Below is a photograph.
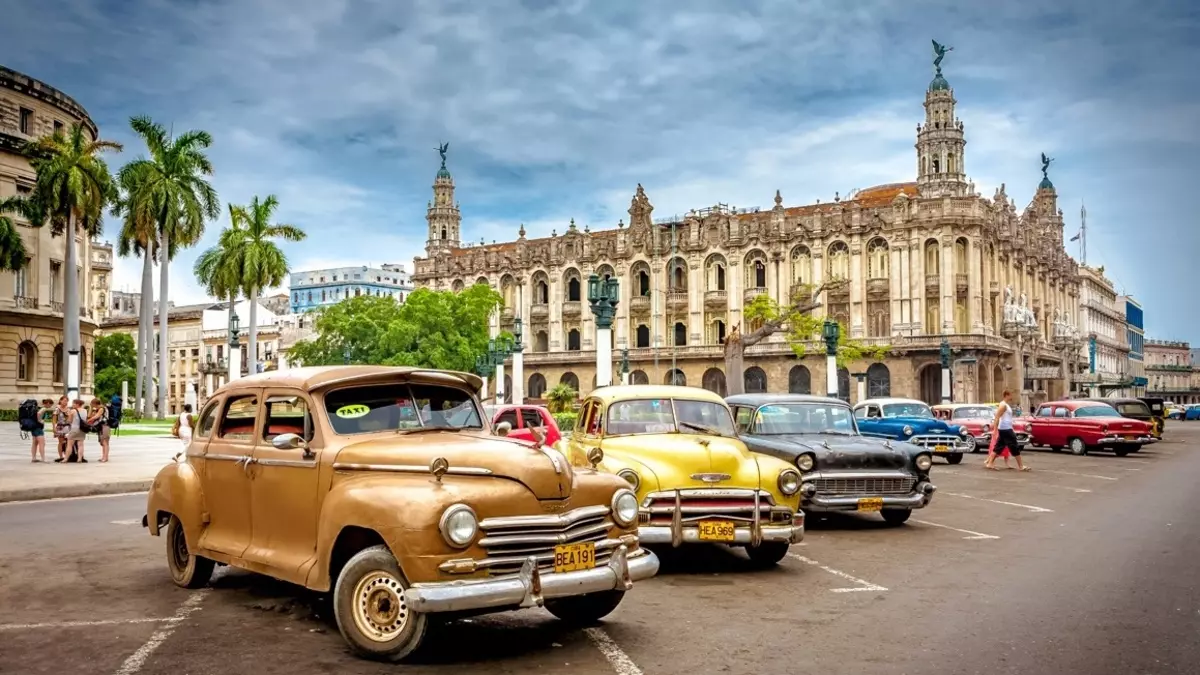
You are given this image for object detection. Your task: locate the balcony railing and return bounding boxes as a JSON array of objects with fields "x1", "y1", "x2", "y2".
[
  {"x1": 630, "y1": 296, "x2": 651, "y2": 314},
  {"x1": 955, "y1": 273, "x2": 968, "y2": 294},
  {"x1": 666, "y1": 290, "x2": 689, "y2": 313},
  {"x1": 924, "y1": 274, "x2": 940, "y2": 295},
  {"x1": 562, "y1": 301, "x2": 582, "y2": 318},
  {"x1": 530, "y1": 303, "x2": 549, "y2": 320},
  {"x1": 13, "y1": 295, "x2": 37, "y2": 309},
  {"x1": 51, "y1": 300, "x2": 64, "y2": 313},
  {"x1": 744, "y1": 287, "x2": 767, "y2": 304},
  {"x1": 704, "y1": 290, "x2": 727, "y2": 309}
]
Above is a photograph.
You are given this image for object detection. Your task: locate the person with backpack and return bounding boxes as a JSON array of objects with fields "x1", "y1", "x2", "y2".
[
  {"x1": 18, "y1": 398, "x2": 47, "y2": 462},
  {"x1": 108, "y1": 395, "x2": 123, "y2": 436},
  {"x1": 88, "y1": 398, "x2": 111, "y2": 463},
  {"x1": 66, "y1": 399, "x2": 89, "y2": 463},
  {"x1": 53, "y1": 396, "x2": 71, "y2": 463}
]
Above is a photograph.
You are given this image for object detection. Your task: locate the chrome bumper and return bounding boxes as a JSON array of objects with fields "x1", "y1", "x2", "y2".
[
  {"x1": 910, "y1": 436, "x2": 971, "y2": 454},
  {"x1": 638, "y1": 518, "x2": 805, "y2": 546},
  {"x1": 804, "y1": 481, "x2": 936, "y2": 512},
  {"x1": 404, "y1": 545, "x2": 658, "y2": 614},
  {"x1": 1096, "y1": 435, "x2": 1154, "y2": 445}
]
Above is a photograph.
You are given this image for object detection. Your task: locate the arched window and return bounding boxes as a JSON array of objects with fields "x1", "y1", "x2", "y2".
[
  {"x1": 955, "y1": 237, "x2": 969, "y2": 276},
  {"x1": 788, "y1": 365, "x2": 811, "y2": 394},
  {"x1": 867, "y1": 238, "x2": 889, "y2": 279},
  {"x1": 924, "y1": 239, "x2": 940, "y2": 275},
  {"x1": 451, "y1": 279, "x2": 465, "y2": 292},
  {"x1": 745, "y1": 250, "x2": 767, "y2": 289},
  {"x1": 528, "y1": 373, "x2": 547, "y2": 399},
  {"x1": 705, "y1": 254, "x2": 727, "y2": 291},
  {"x1": 535, "y1": 330, "x2": 549, "y2": 352},
  {"x1": 636, "y1": 324, "x2": 650, "y2": 348},
  {"x1": 702, "y1": 368, "x2": 727, "y2": 396},
  {"x1": 867, "y1": 363, "x2": 891, "y2": 397},
  {"x1": 630, "y1": 370, "x2": 649, "y2": 385},
  {"x1": 560, "y1": 372, "x2": 580, "y2": 392},
  {"x1": 440, "y1": 226, "x2": 446, "y2": 239},
  {"x1": 667, "y1": 257, "x2": 687, "y2": 291},
  {"x1": 564, "y1": 268, "x2": 582, "y2": 302},
  {"x1": 744, "y1": 366, "x2": 767, "y2": 393},
  {"x1": 17, "y1": 341, "x2": 36, "y2": 382},
  {"x1": 500, "y1": 274, "x2": 516, "y2": 308},
  {"x1": 631, "y1": 262, "x2": 652, "y2": 296},
  {"x1": 665, "y1": 368, "x2": 686, "y2": 386},
  {"x1": 596, "y1": 264, "x2": 615, "y2": 280},
  {"x1": 532, "y1": 272, "x2": 549, "y2": 304},
  {"x1": 52, "y1": 344, "x2": 64, "y2": 383},
  {"x1": 791, "y1": 246, "x2": 811, "y2": 287},
  {"x1": 476, "y1": 276, "x2": 489, "y2": 287},
  {"x1": 710, "y1": 319, "x2": 726, "y2": 345},
  {"x1": 672, "y1": 322, "x2": 687, "y2": 347},
  {"x1": 827, "y1": 242, "x2": 850, "y2": 279},
  {"x1": 567, "y1": 329, "x2": 581, "y2": 351}
]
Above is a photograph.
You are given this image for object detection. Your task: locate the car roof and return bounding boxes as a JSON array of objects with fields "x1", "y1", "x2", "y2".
[
  {"x1": 853, "y1": 397, "x2": 926, "y2": 408},
  {"x1": 215, "y1": 365, "x2": 483, "y2": 395},
  {"x1": 1077, "y1": 397, "x2": 1143, "y2": 405},
  {"x1": 932, "y1": 403, "x2": 993, "y2": 409},
  {"x1": 586, "y1": 385, "x2": 726, "y2": 405},
  {"x1": 725, "y1": 393, "x2": 848, "y2": 407},
  {"x1": 1041, "y1": 400, "x2": 1115, "y2": 410}
]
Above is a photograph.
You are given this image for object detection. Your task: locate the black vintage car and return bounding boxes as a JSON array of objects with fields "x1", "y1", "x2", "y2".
[
  {"x1": 726, "y1": 394, "x2": 937, "y2": 526},
  {"x1": 1078, "y1": 397, "x2": 1164, "y2": 440}
]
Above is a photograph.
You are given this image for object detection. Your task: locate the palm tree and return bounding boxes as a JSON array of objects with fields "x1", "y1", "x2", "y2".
[
  {"x1": 233, "y1": 195, "x2": 305, "y2": 373},
  {"x1": 113, "y1": 164, "x2": 161, "y2": 416},
  {"x1": 194, "y1": 205, "x2": 248, "y2": 378},
  {"x1": 122, "y1": 116, "x2": 219, "y2": 418},
  {"x1": 23, "y1": 124, "x2": 120, "y2": 398},
  {"x1": 0, "y1": 197, "x2": 32, "y2": 272}
]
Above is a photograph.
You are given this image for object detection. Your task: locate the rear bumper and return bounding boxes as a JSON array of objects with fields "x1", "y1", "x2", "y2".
[
  {"x1": 404, "y1": 545, "x2": 658, "y2": 614},
  {"x1": 804, "y1": 481, "x2": 936, "y2": 512},
  {"x1": 1096, "y1": 435, "x2": 1155, "y2": 445}
]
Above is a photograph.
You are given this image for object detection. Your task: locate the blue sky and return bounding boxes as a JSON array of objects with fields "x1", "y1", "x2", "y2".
[{"x1": 2, "y1": 0, "x2": 1197, "y2": 339}]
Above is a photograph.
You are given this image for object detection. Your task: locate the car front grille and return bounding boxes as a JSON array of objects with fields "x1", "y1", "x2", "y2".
[
  {"x1": 811, "y1": 476, "x2": 916, "y2": 496},
  {"x1": 640, "y1": 489, "x2": 783, "y2": 527},
  {"x1": 477, "y1": 505, "x2": 619, "y2": 575},
  {"x1": 910, "y1": 434, "x2": 964, "y2": 449}
]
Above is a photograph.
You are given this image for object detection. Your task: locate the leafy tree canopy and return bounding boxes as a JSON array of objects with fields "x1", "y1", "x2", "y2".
[
  {"x1": 95, "y1": 365, "x2": 136, "y2": 402},
  {"x1": 95, "y1": 333, "x2": 137, "y2": 372},
  {"x1": 743, "y1": 284, "x2": 889, "y2": 369},
  {"x1": 288, "y1": 283, "x2": 503, "y2": 372}
]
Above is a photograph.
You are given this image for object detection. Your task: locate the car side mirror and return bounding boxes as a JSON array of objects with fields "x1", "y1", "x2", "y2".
[
  {"x1": 273, "y1": 432, "x2": 314, "y2": 460},
  {"x1": 495, "y1": 421, "x2": 512, "y2": 436}
]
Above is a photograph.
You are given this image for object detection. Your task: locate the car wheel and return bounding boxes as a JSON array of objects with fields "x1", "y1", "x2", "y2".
[
  {"x1": 965, "y1": 436, "x2": 979, "y2": 453},
  {"x1": 545, "y1": 590, "x2": 626, "y2": 624},
  {"x1": 1114, "y1": 444, "x2": 1135, "y2": 457},
  {"x1": 744, "y1": 542, "x2": 791, "y2": 567},
  {"x1": 1068, "y1": 437, "x2": 1087, "y2": 455},
  {"x1": 333, "y1": 545, "x2": 428, "y2": 662},
  {"x1": 165, "y1": 515, "x2": 214, "y2": 589},
  {"x1": 946, "y1": 453, "x2": 964, "y2": 465},
  {"x1": 881, "y1": 509, "x2": 912, "y2": 526}
]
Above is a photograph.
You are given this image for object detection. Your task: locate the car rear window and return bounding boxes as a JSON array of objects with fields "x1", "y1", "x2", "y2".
[
  {"x1": 1114, "y1": 402, "x2": 1151, "y2": 416},
  {"x1": 1073, "y1": 405, "x2": 1116, "y2": 418}
]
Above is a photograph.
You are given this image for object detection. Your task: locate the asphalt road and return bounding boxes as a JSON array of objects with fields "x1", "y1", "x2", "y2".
[{"x1": 1, "y1": 427, "x2": 1198, "y2": 675}]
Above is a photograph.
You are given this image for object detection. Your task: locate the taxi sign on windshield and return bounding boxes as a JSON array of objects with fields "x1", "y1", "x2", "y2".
[{"x1": 335, "y1": 404, "x2": 370, "y2": 419}]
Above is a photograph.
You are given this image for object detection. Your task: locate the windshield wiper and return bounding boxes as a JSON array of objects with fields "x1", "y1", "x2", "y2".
[
  {"x1": 815, "y1": 430, "x2": 855, "y2": 436},
  {"x1": 680, "y1": 421, "x2": 722, "y2": 436},
  {"x1": 395, "y1": 426, "x2": 466, "y2": 435}
]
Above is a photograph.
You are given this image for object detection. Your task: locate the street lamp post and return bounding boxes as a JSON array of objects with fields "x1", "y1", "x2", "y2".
[
  {"x1": 940, "y1": 337, "x2": 952, "y2": 404},
  {"x1": 620, "y1": 347, "x2": 630, "y2": 385},
  {"x1": 228, "y1": 310, "x2": 242, "y2": 382},
  {"x1": 511, "y1": 317, "x2": 525, "y2": 404},
  {"x1": 588, "y1": 274, "x2": 620, "y2": 388},
  {"x1": 822, "y1": 320, "x2": 840, "y2": 398},
  {"x1": 489, "y1": 336, "x2": 506, "y2": 403},
  {"x1": 475, "y1": 354, "x2": 494, "y2": 401}
]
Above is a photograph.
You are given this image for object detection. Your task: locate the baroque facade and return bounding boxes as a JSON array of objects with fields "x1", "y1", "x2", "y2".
[
  {"x1": 412, "y1": 56, "x2": 1082, "y2": 406},
  {"x1": 0, "y1": 66, "x2": 105, "y2": 409}
]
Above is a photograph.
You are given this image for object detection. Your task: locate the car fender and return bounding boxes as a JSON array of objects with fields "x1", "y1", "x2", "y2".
[{"x1": 145, "y1": 461, "x2": 206, "y2": 548}]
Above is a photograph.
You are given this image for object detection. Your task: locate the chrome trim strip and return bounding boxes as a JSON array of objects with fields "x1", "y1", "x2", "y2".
[
  {"x1": 641, "y1": 488, "x2": 772, "y2": 503},
  {"x1": 332, "y1": 462, "x2": 493, "y2": 476},
  {"x1": 644, "y1": 504, "x2": 773, "y2": 515},
  {"x1": 478, "y1": 521, "x2": 612, "y2": 547},
  {"x1": 254, "y1": 458, "x2": 318, "y2": 468},
  {"x1": 479, "y1": 505, "x2": 610, "y2": 531},
  {"x1": 205, "y1": 453, "x2": 249, "y2": 462}
]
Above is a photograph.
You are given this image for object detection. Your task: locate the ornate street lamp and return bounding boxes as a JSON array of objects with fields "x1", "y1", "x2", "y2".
[
  {"x1": 510, "y1": 316, "x2": 526, "y2": 403},
  {"x1": 822, "y1": 320, "x2": 839, "y2": 398},
  {"x1": 228, "y1": 309, "x2": 242, "y2": 381},
  {"x1": 620, "y1": 347, "x2": 631, "y2": 385},
  {"x1": 588, "y1": 273, "x2": 620, "y2": 388}
]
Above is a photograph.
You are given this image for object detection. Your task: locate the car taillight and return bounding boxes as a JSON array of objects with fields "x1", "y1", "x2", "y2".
[{"x1": 1101, "y1": 423, "x2": 1108, "y2": 433}]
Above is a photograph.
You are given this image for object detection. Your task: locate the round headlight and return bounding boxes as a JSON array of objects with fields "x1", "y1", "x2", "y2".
[
  {"x1": 983, "y1": 423, "x2": 991, "y2": 433},
  {"x1": 778, "y1": 469, "x2": 802, "y2": 496},
  {"x1": 960, "y1": 427, "x2": 971, "y2": 438},
  {"x1": 439, "y1": 504, "x2": 478, "y2": 548},
  {"x1": 795, "y1": 453, "x2": 816, "y2": 472},
  {"x1": 612, "y1": 489, "x2": 639, "y2": 526},
  {"x1": 915, "y1": 454, "x2": 933, "y2": 471},
  {"x1": 903, "y1": 425, "x2": 914, "y2": 436},
  {"x1": 616, "y1": 468, "x2": 641, "y2": 491}
]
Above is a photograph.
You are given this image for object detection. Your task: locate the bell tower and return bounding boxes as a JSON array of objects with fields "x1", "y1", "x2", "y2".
[
  {"x1": 426, "y1": 142, "x2": 461, "y2": 255},
  {"x1": 915, "y1": 41, "x2": 969, "y2": 198}
]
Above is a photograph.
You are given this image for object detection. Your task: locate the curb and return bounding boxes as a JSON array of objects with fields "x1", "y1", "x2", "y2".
[{"x1": 0, "y1": 480, "x2": 153, "y2": 504}]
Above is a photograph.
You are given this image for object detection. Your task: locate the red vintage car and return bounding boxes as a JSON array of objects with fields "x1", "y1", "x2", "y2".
[
  {"x1": 933, "y1": 404, "x2": 1032, "y2": 452},
  {"x1": 483, "y1": 403, "x2": 563, "y2": 447},
  {"x1": 1027, "y1": 400, "x2": 1155, "y2": 456}
]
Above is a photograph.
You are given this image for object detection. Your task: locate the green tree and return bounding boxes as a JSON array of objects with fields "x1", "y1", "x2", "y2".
[
  {"x1": 194, "y1": 206, "x2": 250, "y2": 371},
  {"x1": 545, "y1": 383, "x2": 578, "y2": 413},
  {"x1": 725, "y1": 280, "x2": 889, "y2": 395},
  {"x1": 95, "y1": 333, "x2": 136, "y2": 371},
  {"x1": 0, "y1": 196, "x2": 35, "y2": 272},
  {"x1": 289, "y1": 283, "x2": 503, "y2": 371},
  {"x1": 122, "y1": 116, "x2": 219, "y2": 418},
  {"x1": 113, "y1": 164, "x2": 161, "y2": 416},
  {"x1": 230, "y1": 195, "x2": 305, "y2": 373},
  {"x1": 94, "y1": 365, "x2": 136, "y2": 402},
  {"x1": 23, "y1": 124, "x2": 121, "y2": 397}
]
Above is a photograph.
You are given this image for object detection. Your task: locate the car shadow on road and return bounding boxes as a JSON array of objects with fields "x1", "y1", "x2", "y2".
[
  {"x1": 644, "y1": 543, "x2": 788, "y2": 579},
  {"x1": 804, "y1": 512, "x2": 898, "y2": 532}
]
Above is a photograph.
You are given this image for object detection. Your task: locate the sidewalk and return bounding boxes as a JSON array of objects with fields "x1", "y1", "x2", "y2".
[{"x1": 0, "y1": 421, "x2": 181, "y2": 502}]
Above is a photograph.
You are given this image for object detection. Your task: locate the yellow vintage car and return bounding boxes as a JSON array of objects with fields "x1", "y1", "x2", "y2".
[{"x1": 565, "y1": 385, "x2": 804, "y2": 566}]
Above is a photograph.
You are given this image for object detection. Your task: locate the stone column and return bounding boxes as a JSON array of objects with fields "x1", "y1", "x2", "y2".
[
  {"x1": 911, "y1": 240, "x2": 924, "y2": 334},
  {"x1": 941, "y1": 237, "x2": 954, "y2": 333},
  {"x1": 495, "y1": 362, "x2": 505, "y2": 402},
  {"x1": 206, "y1": 372, "x2": 214, "y2": 398},
  {"x1": 850, "y1": 242, "x2": 864, "y2": 337},
  {"x1": 826, "y1": 353, "x2": 838, "y2": 398},
  {"x1": 228, "y1": 347, "x2": 242, "y2": 383},
  {"x1": 890, "y1": 244, "x2": 903, "y2": 334},
  {"x1": 596, "y1": 328, "x2": 612, "y2": 387},
  {"x1": 511, "y1": 350, "x2": 524, "y2": 404},
  {"x1": 969, "y1": 238, "x2": 983, "y2": 331},
  {"x1": 690, "y1": 258, "x2": 703, "y2": 345}
]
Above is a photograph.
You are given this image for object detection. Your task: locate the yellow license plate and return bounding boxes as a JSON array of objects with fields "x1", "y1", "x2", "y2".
[
  {"x1": 934, "y1": 444, "x2": 949, "y2": 453},
  {"x1": 553, "y1": 542, "x2": 596, "y2": 574},
  {"x1": 697, "y1": 520, "x2": 736, "y2": 542},
  {"x1": 857, "y1": 497, "x2": 884, "y2": 512}
]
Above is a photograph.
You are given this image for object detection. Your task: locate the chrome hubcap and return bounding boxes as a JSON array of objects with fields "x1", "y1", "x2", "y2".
[{"x1": 352, "y1": 571, "x2": 408, "y2": 643}]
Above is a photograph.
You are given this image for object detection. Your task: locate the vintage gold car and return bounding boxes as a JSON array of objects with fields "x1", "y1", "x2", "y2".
[
  {"x1": 142, "y1": 366, "x2": 658, "y2": 662},
  {"x1": 565, "y1": 385, "x2": 805, "y2": 566}
]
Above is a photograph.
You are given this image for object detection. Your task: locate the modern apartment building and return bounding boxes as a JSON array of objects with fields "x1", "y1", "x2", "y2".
[
  {"x1": 289, "y1": 263, "x2": 413, "y2": 313},
  {"x1": 1121, "y1": 295, "x2": 1146, "y2": 395}
]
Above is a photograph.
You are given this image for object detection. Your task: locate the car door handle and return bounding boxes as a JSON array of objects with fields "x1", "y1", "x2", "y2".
[{"x1": 236, "y1": 455, "x2": 257, "y2": 476}]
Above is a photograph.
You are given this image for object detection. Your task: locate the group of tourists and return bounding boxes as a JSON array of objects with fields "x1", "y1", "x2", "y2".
[{"x1": 20, "y1": 395, "x2": 119, "y2": 464}]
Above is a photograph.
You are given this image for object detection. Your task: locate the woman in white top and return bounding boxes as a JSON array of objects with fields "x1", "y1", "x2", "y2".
[
  {"x1": 986, "y1": 390, "x2": 1029, "y2": 471},
  {"x1": 175, "y1": 404, "x2": 194, "y2": 447}
]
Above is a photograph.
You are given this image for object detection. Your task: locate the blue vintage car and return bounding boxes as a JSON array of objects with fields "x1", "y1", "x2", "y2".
[{"x1": 852, "y1": 397, "x2": 971, "y2": 464}]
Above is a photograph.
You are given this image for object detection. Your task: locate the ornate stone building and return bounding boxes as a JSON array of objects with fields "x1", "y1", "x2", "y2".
[
  {"x1": 412, "y1": 56, "x2": 1082, "y2": 406},
  {"x1": 0, "y1": 66, "x2": 106, "y2": 409}
]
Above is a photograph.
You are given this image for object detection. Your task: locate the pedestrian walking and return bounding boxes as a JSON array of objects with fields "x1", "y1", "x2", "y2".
[
  {"x1": 66, "y1": 399, "x2": 89, "y2": 463},
  {"x1": 173, "y1": 404, "x2": 194, "y2": 448},
  {"x1": 986, "y1": 390, "x2": 1028, "y2": 471},
  {"x1": 52, "y1": 396, "x2": 71, "y2": 462},
  {"x1": 88, "y1": 398, "x2": 112, "y2": 463}
]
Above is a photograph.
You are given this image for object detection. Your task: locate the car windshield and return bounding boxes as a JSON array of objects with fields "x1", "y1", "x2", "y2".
[
  {"x1": 606, "y1": 398, "x2": 736, "y2": 437},
  {"x1": 952, "y1": 406, "x2": 994, "y2": 420},
  {"x1": 881, "y1": 402, "x2": 934, "y2": 418},
  {"x1": 1073, "y1": 405, "x2": 1117, "y2": 418},
  {"x1": 324, "y1": 382, "x2": 484, "y2": 435},
  {"x1": 1114, "y1": 402, "x2": 1151, "y2": 416},
  {"x1": 751, "y1": 403, "x2": 858, "y2": 435}
]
